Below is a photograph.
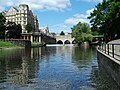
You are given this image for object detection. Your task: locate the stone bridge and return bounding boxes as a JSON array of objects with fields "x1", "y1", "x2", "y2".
[
  {"x1": 21, "y1": 33, "x2": 56, "y2": 44},
  {"x1": 55, "y1": 34, "x2": 75, "y2": 44},
  {"x1": 21, "y1": 32, "x2": 75, "y2": 45}
]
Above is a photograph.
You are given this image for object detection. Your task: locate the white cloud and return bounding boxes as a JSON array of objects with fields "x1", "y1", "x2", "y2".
[
  {"x1": 64, "y1": 8, "x2": 94, "y2": 25},
  {"x1": 0, "y1": 0, "x2": 71, "y2": 11},
  {"x1": 0, "y1": 6, "x2": 4, "y2": 12},
  {"x1": 62, "y1": 25, "x2": 68, "y2": 28},
  {"x1": 86, "y1": 8, "x2": 94, "y2": 15},
  {"x1": 77, "y1": 0, "x2": 103, "y2": 3},
  {"x1": 50, "y1": 23, "x2": 70, "y2": 33}
]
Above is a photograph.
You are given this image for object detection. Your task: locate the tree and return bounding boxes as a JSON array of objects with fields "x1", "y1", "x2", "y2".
[
  {"x1": 6, "y1": 21, "x2": 22, "y2": 39},
  {"x1": 88, "y1": 0, "x2": 120, "y2": 41},
  {"x1": 25, "y1": 23, "x2": 33, "y2": 33},
  {"x1": 0, "y1": 13, "x2": 6, "y2": 39},
  {"x1": 16, "y1": 24, "x2": 22, "y2": 38},
  {"x1": 60, "y1": 31, "x2": 65, "y2": 35},
  {"x1": 71, "y1": 22, "x2": 93, "y2": 44}
]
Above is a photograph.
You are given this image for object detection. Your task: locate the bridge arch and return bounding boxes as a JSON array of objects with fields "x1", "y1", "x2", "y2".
[
  {"x1": 72, "y1": 40, "x2": 76, "y2": 44},
  {"x1": 57, "y1": 40, "x2": 63, "y2": 44},
  {"x1": 55, "y1": 34, "x2": 75, "y2": 45},
  {"x1": 64, "y1": 40, "x2": 70, "y2": 44}
]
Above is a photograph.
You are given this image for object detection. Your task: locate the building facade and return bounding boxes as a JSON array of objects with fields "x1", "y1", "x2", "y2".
[
  {"x1": 40, "y1": 24, "x2": 49, "y2": 35},
  {"x1": 2, "y1": 4, "x2": 39, "y2": 33}
]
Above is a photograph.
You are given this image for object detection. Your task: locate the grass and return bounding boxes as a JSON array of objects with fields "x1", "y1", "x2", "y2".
[
  {"x1": 0, "y1": 41, "x2": 16, "y2": 48},
  {"x1": 31, "y1": 42, "x2": 42, "y2": 47}
]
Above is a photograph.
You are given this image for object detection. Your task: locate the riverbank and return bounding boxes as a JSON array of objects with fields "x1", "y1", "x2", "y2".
[
  {"x1": 0, "y1": 41, "x2": 45, "y2": 49},
  {"x1": 31, "y1": 42, "x2": 45, "y2": 47},
  {"x1": 0, "y1": 41, "x2": 17, "y2": 48}
]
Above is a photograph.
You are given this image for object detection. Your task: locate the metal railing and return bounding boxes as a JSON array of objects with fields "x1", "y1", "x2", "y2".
[{"x1": 98, "y1": 43, "x2": 120, "y2": 60}]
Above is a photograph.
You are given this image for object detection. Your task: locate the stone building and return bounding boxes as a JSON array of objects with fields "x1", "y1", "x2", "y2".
[
  {"x1": 2, "y1": 4, "x2": 39, "y2": 33},
  {"x1": 40, "y1": 24, "x2": 49, "y2": 35}
]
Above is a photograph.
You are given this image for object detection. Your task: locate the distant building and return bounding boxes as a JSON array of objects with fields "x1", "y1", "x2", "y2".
[
  {"x1": 2, "y1": 4, "x2": 39, "y2": 33},
  {"x1": 40, "y1": 24, "x2": 49, "y2": 35}
]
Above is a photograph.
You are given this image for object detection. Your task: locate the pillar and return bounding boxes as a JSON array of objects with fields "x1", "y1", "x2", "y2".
[
  {"x1": 39, "y1": 36, "x2": 41, "y2": 43},
  {"x1": 23, "y1": 36, "x2": 25, "y2": 40},
  {"x1": 31, "y1": 36, "x2": 33, "y2": 42},
  {"x1": 27, "y1": 36, "x2": 29, "y2": 40}
]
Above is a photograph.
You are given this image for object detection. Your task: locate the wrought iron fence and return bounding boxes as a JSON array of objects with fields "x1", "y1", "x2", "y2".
[{"x1": 98, "y1": 43, "x2": 120, "y2": 60}]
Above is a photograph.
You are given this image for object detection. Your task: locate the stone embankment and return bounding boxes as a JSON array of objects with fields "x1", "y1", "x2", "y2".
[{"x1": 97, "y1": 39, "x2": 120, "y2": 87}]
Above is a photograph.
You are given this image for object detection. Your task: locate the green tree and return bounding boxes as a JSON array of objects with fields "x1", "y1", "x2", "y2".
[
  {"x1": 25, "y1": 23, "x2": 33, "y2": 33},
  {"x1": 16, "y1": 24, "x2": 22, "y2": 38},
  {"x1": 0, "y1": 13, "x2": 6, "y2": 39},
  {"x1": 71, "y1": 22, "x2": 93, "y2": 44},
  {"x1": 88, "y1": 0, "x2": 120, "y2": 41},
  {"x1": 60, "y1": 31, "x2": 65, "y2": 35},
  {"x1": 6, "y1": 21, "x2": 22, "y2": 39}
]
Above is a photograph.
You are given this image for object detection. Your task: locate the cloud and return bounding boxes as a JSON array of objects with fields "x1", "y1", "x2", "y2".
[
  {"x1": 0, "y1": 7, "x2": 3, "y2": 12},
  {"x1": 62, "y1": 25, "x2": 68, "y2": 28},
  {"x1": 0, "y1": 0, "x2": 71, "y2": 11},
  {"x1": 50, "y1": 23, "x2": 70, "y2": 33},
  {"x1": 64, "y1": 8, "x2": 94, "y2": 25},
  {"x1": 77, "y1": 0, "x2": 103, "y2": 3}
]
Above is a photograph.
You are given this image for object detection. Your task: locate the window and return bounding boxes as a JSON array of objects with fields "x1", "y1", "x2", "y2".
[{"x1": 24, "y1": 17, "x2": 26, "y2": 20}]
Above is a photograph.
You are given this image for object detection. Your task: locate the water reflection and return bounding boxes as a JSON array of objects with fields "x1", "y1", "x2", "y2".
[
  {"x1": 72, "y1": 47, "x2": 96, "y2": 69},
  {"x1": 0, "y1": 48, "x2": 41, "y2": 86},
  {"x1": 90, "y1": 60, "x2": 120, "y2": 89},
  {"x1": 0, "y1": 46, "x2": 119, "y2": 90}
]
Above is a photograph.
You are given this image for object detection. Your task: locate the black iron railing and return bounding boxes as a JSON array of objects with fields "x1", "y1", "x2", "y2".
[{"x1": 98, "y1": 43, "x2": 120, "y2": 60}]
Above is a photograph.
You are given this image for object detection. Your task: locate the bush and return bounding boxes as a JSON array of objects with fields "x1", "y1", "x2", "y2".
[{"x1": 0, "y1": 41, "x2": 16, "y2": 47}]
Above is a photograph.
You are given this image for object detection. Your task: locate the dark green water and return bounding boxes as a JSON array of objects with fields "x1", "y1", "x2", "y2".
[{"x1": 0, "y1": 46, "x2": 119, "y2": 90}]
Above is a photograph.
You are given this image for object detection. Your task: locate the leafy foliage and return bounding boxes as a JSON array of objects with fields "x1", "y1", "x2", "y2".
[
  {"x1": 60, "y1": 31, "x2": 65, "y2": 35},
  {"x1": 25, "y1": 23, "x2": 33, "y2": 33},
  {"x1": 88, "y1": 0, "x2": 120, "y2": 41},
  {"x1": 6, "y1": 21, "x2": 22, "y2": 39},
  {"x1": 0, "y1": 41, "x2": 16, "y2": 47},
  {"x1": 0, "y1": 13, "x2": 6, "y2": 39},
  {"x1": 71, "y1": 22, "x2": 93, "y2": 43}
]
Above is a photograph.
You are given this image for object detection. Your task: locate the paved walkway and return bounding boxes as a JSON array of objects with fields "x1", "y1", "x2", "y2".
[
  {"x1": 108, "y1": 39, "x2": 120, "y2": 53},
  {"x1": 108, "y1": 39, "x2": 120, "y2": 44}
]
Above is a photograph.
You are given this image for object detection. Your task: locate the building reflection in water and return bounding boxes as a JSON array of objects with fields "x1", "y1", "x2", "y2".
[
  {"x1": 39, "y1": 47, "x2": 56, "y2": 68},
  {"x1": 0, "y1": 47, "x2": 41, "y2": 85}
]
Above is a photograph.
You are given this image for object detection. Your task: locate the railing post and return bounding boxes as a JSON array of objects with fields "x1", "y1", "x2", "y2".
[
  {"x1": 112, "y1": 44, "x2": 114, "y2": 58},
  {"x1": 101, "y1": 43, "x2": 103, "y2": 51},
  {"x1": 107, "y1": 44, "x2": 109, "y2": 55},
  {"x1": 105, "y1": 44, "x2": 106, "y2": 53}
]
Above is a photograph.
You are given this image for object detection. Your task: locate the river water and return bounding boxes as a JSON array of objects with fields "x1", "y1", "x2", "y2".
[{"x1": 0, "y1": 45, "x2": 119, "y2": 90}]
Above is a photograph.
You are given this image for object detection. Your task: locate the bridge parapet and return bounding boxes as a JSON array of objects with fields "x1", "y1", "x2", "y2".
[{"x1": 55, "y1": 34, "x2": 75, "y2": 44}]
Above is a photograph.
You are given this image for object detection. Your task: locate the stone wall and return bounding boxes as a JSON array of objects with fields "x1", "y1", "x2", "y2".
[
  {"x1": 41, "y1": 35, "x2": 56, "y2": 44},
  {"x1": 97, "y1": 48, "x2": 120, "y2": 87},
  {"x1": 6, "y1": 39, "x2": 31, "y2": 48}
]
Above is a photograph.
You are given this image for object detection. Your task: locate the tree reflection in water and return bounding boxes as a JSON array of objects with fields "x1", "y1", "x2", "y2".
[
  {"x1": 0, "y1": 48, "x2": 41, "y2": 85},
  {"x1": 0, "y1": 46, "x2": 119, "y2": 90}
]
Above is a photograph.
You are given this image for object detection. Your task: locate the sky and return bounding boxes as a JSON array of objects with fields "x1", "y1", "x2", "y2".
[{"x1": 0, "y1": 0, "x2": 103, "y2": 33}]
